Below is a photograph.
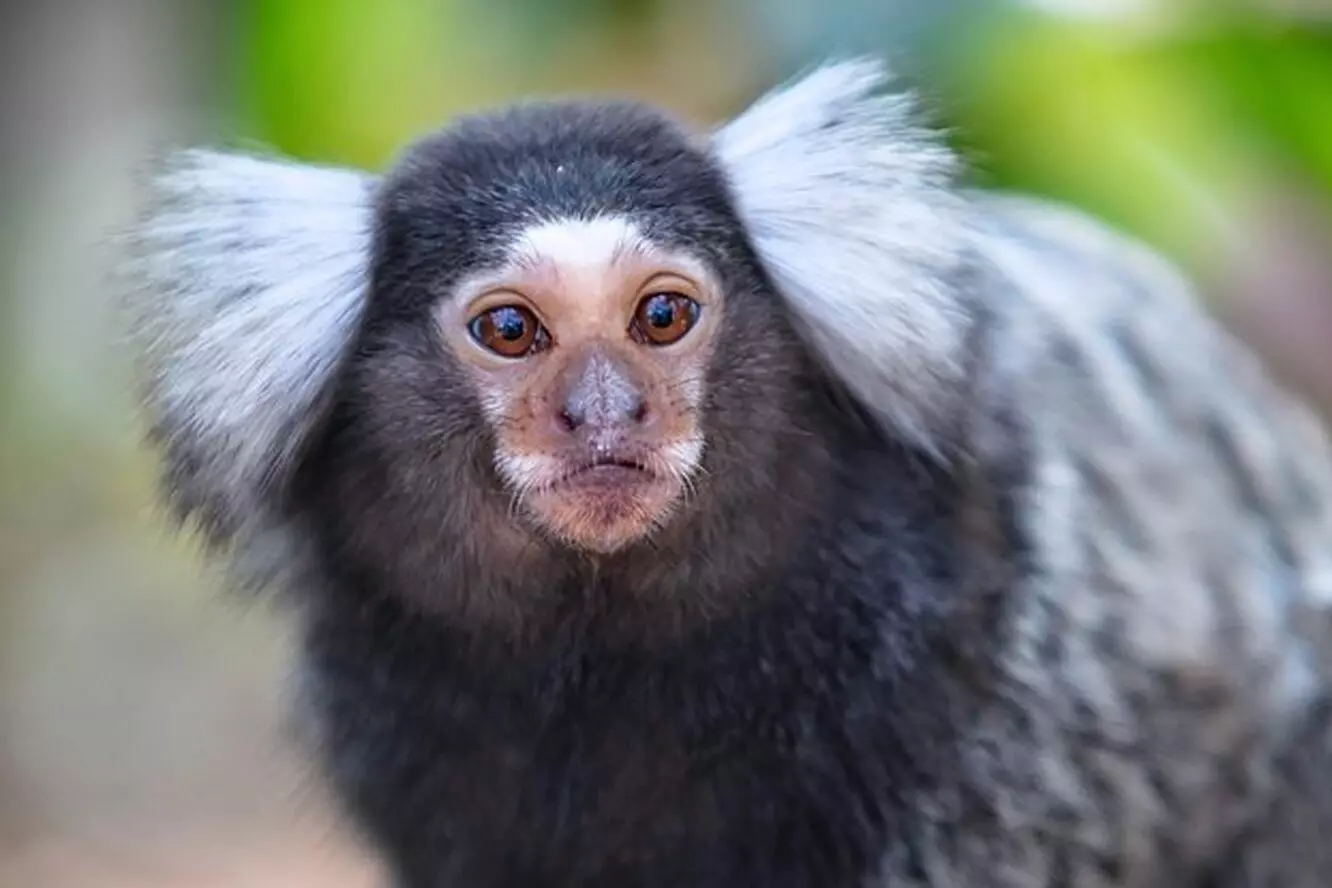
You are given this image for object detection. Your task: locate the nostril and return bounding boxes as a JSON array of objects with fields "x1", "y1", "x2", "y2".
[
  {"x1": 630, "y1": 400, "x2": 648, "y2": 424},
  {"x1": 558, "y1": 407, "x2": 580, "y2": 432}
]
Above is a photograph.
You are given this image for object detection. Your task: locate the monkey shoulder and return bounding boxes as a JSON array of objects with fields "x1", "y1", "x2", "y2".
[{"x1": 902, "y1": 194, "x2": 1332, "y2": 883}]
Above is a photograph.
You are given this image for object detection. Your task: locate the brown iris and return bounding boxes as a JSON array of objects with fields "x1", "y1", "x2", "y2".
[
  {"x1": 632, "y1": 292, "x2": 699, "y2": 346},
  {"x1": 469, "y1": 305, "x2": 544, "y2": 358}
]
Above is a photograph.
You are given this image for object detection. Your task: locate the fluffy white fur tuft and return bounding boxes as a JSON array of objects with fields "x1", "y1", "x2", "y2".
[
  {"x1": 121, "y1": 148, "x2": 376, "y2": 542},
  {"x1": 712, "y1": 59, "x2": 975, "y2": 454}
]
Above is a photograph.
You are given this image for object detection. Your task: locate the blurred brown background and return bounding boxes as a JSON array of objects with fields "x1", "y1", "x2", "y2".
[{"x1": 2, "y1": 0, "x2": 1331, "y2": 885}]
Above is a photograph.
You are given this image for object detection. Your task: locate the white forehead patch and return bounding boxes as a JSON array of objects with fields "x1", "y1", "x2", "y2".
[{"x1": 509, "y1": 215, "x2": 647, "y2": 272}]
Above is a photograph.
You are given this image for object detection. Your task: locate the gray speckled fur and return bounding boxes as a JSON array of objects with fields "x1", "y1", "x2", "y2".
[
  {"x1": 864, "y1": 194, "x2": 1332, "y2": 885},
  {"x1": 118, "y1": 60, "x2": 1332, "y2": 886}
]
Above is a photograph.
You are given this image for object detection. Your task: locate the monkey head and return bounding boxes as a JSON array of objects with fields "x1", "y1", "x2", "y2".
[
  {"x1": 122, "y1": 60, "x2": 974, "y2": 628},
  {"x1": 355, "y1": 102, "x2": 793, "y2": 558}
]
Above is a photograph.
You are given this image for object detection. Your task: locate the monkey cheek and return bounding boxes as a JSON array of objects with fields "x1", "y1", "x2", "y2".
[{"x1": 525, "y1": 475, "x2": 680, "y2": 553}]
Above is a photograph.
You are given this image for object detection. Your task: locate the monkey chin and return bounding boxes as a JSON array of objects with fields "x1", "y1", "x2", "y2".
[{"x1": 525, "y1": 465, "x2": 680, "y2": 554}]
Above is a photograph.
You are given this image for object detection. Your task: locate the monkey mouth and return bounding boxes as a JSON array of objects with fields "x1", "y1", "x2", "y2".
[
  {"x1": 520, "y1": 451, "x2": 682, "y2": 553},
  {"x1": 559, "y1": 455, "x2": 656, "y2": 487}
]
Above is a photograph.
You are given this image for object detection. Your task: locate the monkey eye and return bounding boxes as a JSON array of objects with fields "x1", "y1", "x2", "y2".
[
  {"x1": 631, "y1": 292, "x2": 700, "y2": 346},
  {"x1": 469, "y1": 305, "x2": 545, "y2": 358}
]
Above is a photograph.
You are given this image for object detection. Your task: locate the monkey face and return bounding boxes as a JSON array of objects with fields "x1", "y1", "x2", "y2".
[
  {"x1": 316, "y1": 98, "x2": 824, "y2": 613},
  {"x1": 434, "y1": 216, "x2": 721, "y2": 553}
]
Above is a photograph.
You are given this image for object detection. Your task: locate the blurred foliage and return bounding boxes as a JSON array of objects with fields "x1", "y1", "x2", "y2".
[
  {"x1": 233, "y1": 0, "x2": 715, "y2": 169},
  {"x1": 934, "y1": 4, "x2": 1332, "y2": 268},
  {"x1": 236, "y1": 0, "x2": 472, "y2": 167}
]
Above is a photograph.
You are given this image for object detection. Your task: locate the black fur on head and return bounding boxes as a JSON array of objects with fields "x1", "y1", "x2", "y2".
[{"x1": 295, "y1": 99, "x2": 842, "y2": 644}]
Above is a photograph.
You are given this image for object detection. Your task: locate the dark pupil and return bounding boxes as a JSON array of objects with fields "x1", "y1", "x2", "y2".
[
  {"x1": 647, "y1": 297, "x2": 676, "y2": 328},
  {"x1": 492, "y1": 308, "x2": 527, "y2": 341}
]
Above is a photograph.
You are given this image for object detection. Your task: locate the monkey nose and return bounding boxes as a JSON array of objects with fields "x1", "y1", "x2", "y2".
[
  {"x1": 557, "y1": 352, "x2": 649, "y2": 435},
  {"x1": 556, "y1": 392, "x2": 648, "y2": 435}
]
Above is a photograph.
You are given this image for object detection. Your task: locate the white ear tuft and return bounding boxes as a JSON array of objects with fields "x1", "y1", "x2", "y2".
[
  {"x1": 120, "y1": 148, "x2": 376, "y2": 543},
  {"x1": 712, "y1": 59, "x2": 976, "y2": 454}
]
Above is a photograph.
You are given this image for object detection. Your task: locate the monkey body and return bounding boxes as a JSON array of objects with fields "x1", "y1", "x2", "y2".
[
  {"x1": 301, "y1": 392, "x2": 985, "y2": 888},
  {"x1": 122, "y1": 62, "x2": 1332, "y2": 886},
  {"x1": 297, "y1": 200, "x2": 1332, "y2": 888}
]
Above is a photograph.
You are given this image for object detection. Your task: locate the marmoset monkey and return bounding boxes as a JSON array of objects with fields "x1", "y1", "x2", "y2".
[{"x1": 121, "y1": 60, "x2": 1332, "y2": 887}]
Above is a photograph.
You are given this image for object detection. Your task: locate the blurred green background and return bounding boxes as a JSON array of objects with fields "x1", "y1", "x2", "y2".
[{"x1": 2, "y1": 0, "x2": 1331, "y2": 885}]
